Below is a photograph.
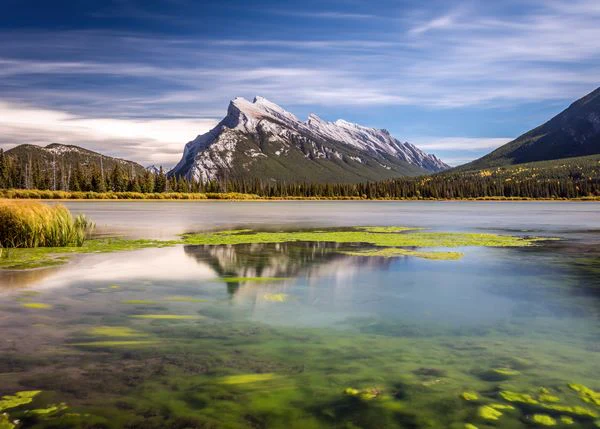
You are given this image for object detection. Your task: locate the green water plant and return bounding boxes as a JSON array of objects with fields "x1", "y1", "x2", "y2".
[
  {"x1": 540, "y1": 404, "x2": 598, "y2": 418},
  {"x1": 182, "y1": 228, "x2": 541, "y2": 248},
  {"x1": 27, "y1": 403, "x2": 68, "y2": 416},
  {"x1": 219, "y1": 373, "x2": 277, "y2": 385},
  {"x1": 164, "y1": 296, "x2": 208, "y2": 303},
  {"x1": 88, "y1": 326, "x2": 146, "y2": 337},
  {"x1": 0, "y1": 414, "x2": 15, "y2": 429},
  {"x1": 531, "y1": 414, "x2": 557, "y2": 426},
  {"x1": 461, "y1": 391, "x2": 479, "y2": 401},
  {"x1": 0, "y1": 391, "x2": 41, "y2": 411},
  {"x1": 220, "y1": 277, "x2": 287, "y2": 283},
  {"x1": 130, "y1": 314, "x2": 202, "y2": 320},
  {"x1": 500, "y1": 391, "x2": 539, "y2": 404},
  {"x1": 569, "y1": 383, "x2": 600, "y2": 406},
  {"x1": 121, "y1": 300, "x2": 158, "y2": 305},
  {"x1": 70, "y1": 340, "x2": 157, "y2": 347},
  {"x1": 478, "y1": 405, "x2": 503, "y2": 420},
  {"x1": 21, "y1": 302, "x2": 52, "y2": 310},
  {"x1": 263, "y1": 293, "x2": 288, "y2": 302},
  {"x1": 560, "y1": 416, "x2": 574, "y2": 425},
  {"x1": 341, "y1": 248, "x2": 463, "y2": 260},
  {"x1": 343, "y1": 387, "x2": 381, "y2": 401}
]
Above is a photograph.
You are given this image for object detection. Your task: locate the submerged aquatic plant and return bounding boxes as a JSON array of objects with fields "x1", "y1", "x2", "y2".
[
  {"x1": 130, "y1": 314, "x2": 202, "y2": 320},
  {"x1": 0, "y1": 200, "x2": 94, "y2": 248},
  {"x1": 341, "y1": 248, "x2": 463, "y2": 260},
  {"x1": 569, "y1": 383, "x2": 600, "y2": 406},
  {"x1": 88, "y1": 326, "x2": 146, "y2": 337},
  {"x1": 0, "y1": 391, "x2": 41, "y2": 412},
  {"x1": 70, "y1": 340, "x2": 157, "y2": 347},
  {"x1": 182, "y1": 227, "x2": 542, "y2": 248},
  {"x1": 263, "y1": 293, "x2": 288, "y2": 302},
  {"x1": 478, "y1": 405, "x2": 503, "y2": 420},
  {"x1": 343, "y1": 387, "x2": 381, "y2": 401},
  {"x1": 499, "y1": 390, "x2": 539, "y2": 404},
  {"x1": 461, "y1": 391, "x2": 479, "y2": 401},
  {"x1": 220, "y1": 277, "x2": 287, "y2": 283},
  {"x1": 531, "y1": 414, "x2": 557, "y2": 426},
  {"x1": 219, "y1": 373, "x2": 277, "y2": 385},
  {"x1": 21, "y1": 302, "x2": 52, "y2": 310}
]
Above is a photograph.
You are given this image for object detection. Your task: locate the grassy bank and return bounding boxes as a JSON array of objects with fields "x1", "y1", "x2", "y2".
[
  {"x1": 1, "y1": 189, "x2": 599, "y2": 201},
  {"x1": 0, "y1": 200, "x2": 94, "y2": 249}
]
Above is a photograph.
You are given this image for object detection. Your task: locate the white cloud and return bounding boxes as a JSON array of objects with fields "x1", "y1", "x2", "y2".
[
  {"x1": 0, "y1": 101, "x2": 217, "y2": 167},
  {"x1": 412, "y1": 137, "x2": 512, "y2": 151}
]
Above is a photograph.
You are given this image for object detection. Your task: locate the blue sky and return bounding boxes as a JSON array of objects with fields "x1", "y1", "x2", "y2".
[{"x1": 0, "y1": 0, "x2": 598, "y2": 167}]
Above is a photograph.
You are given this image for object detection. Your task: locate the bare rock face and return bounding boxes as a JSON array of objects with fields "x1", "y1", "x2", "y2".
[{"x1": 170, "y1": 97, "x2": 449, "y2": 183}]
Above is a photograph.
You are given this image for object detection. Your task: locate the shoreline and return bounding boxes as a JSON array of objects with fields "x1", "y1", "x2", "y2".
[{"x1": 1, "y1": 189, "x2": 599, "y2": 202}]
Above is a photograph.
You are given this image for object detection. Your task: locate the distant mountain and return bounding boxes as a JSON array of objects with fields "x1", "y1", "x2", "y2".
[
  {"x1": 5, "y1": 143, "x2": 146, "y2": 176},
  {"x1": 458, "y1": 87, "x2": 600, "y2": 171},
  {"x1": 169, "y1": 97, "x2": 448, "y2": 183}
]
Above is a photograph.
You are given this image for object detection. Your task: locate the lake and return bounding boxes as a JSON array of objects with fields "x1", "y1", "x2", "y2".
[{"x1": 1, "y1": 201, "x2": 599, "y2": 428}]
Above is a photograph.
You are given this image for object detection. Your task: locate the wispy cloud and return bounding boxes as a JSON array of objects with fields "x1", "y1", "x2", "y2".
[{"x1": 1, "y1": 0, "x2": 599, "y2": 165}]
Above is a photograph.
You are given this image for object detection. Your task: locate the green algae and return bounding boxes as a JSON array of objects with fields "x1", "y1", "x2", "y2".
[
  {"x1": 560, "y1": 416, "x2": 574, "y2": 424},
  {"x1": 27, "y1": 403, "x2": 68, "y2": 416},
  {"x1": 0, "y1": 226, "x2": 545, "y2": 271},
  {"x1": 539, "y1": 393, "x2": 561, "y2": 403},
  {"x1": 219, "y1": 373, "x2": 277, "y2": 385},
  {"x1": 164, "y1": 296, "x2": 208, "y2": 303},
  {"x1": 461, "y1": 391, "x2": 479, "y2": 401},
  {"x1": 343, "y1": 387, "x2": 381, "y2": 401},
  {"x1": 130, "y1": 314, "x2": 202, "y2": 320},
  {"x1": 531, "y1": 414, "x2": 557, "y2": 426},
  {"x1": 490, "y1": 403, "x2": 515, "y2": 410},
  {"x1": 569, "y1": 383, "x2": 600, "y2": 406},
  {"x1": 0, "y1": 237, "x2": 177, "y2": 270},
  {"x1": 182, "y1": 228, "x2": 541, "y2": 249},
  {"x1": 478, "y1": 405, "x2": 503, "y2": 420},
  {"x1": 0, "y1": 391, "x2": 41, "y2": 412},
  {"x1": 355, "y1": 226, "x2": 417, "y2": 233},
  {"x1": 220, "y1": 277, "x2": 288, "y2": 283},
  {"x1": 70, "y1": 340, "x2": 158, "y2": 347},
  {"x1": 500, "y1": 391, "x2": 539, "y2": 404},
  {"x1": 341, "y1": 248, "x2": 464, "y2": 260},
  {"x1": 492, "y1": 367, "x2": 521, "y2": 376},
  {"x1": 88, "y1": 326, "x2": 146, "y2": 337},
  {"x1": 263, "y1": 293, "x2": 289, "y2": 302},
  {"x1": 121, "y1": 299, "x2": 159, "y2": 305},
  {"x1": 21, "y1": 302, "x2": 52, "y2": 309},
  {"x1": 540, "y1": 403, "x2": 598, "y2": 418},
  {"x1": 0, "y1": 414, "x2": 15, "y2": 429}
]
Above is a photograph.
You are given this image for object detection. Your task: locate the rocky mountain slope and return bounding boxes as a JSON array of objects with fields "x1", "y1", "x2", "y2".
[
  {"x1": 458, "y1": 86, "x2": 600, "y2": 171},
  {"x1": 170, "y1": 97, "x2": 448, "y2": 183}
]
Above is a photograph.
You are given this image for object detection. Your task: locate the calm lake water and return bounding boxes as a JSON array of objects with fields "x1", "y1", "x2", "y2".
[{"x1": 1, "y1": 202, "x2": 599, "y2": 428}]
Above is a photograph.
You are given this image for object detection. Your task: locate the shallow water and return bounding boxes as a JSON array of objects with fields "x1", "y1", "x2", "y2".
[{"x1": 0, "y1": 202, "x2": 599, "y2": 428}]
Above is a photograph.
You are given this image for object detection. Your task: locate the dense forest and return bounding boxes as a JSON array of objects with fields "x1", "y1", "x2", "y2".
[{"x1": 1, "y1": 149, "x2": 599, "y2": 199}]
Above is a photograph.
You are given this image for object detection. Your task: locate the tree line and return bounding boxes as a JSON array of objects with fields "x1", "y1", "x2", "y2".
[{"x1": 1, "y1": 148, "x2": 598, "y2": 199}]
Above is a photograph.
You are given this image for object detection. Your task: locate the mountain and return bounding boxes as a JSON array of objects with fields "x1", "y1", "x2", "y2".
[
  {"x1": 458, "y1": 87, "x2": 600, "y2": 171},
  {"x1": 169, "y1": 97, "x2": 448, "y2": 183},
  {"x1": 5, "y1": 143, "x2": 146, "y2": 176}
]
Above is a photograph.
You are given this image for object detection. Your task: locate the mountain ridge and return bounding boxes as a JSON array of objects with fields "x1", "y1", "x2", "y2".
[
  {"x1": 456, "y1": 86, "x2": 600, "y2": 171},
  {"x1": 169, "y1": 97, "x2": 448, "y2": 183}
]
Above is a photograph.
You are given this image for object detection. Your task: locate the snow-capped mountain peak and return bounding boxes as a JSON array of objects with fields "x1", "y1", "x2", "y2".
[{"x1": 169, "y1": 97, "x2": 448, "y2": 183}]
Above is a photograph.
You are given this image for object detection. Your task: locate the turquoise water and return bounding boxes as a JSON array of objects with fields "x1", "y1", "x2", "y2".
[{"x1": 0, "y1": 202, "x2": 599, "y2": 428}]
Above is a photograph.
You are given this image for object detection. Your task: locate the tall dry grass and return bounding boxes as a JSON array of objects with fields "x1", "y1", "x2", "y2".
[{"x1": 0, "y1": 200, "x2": 94, "y2": 248}]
